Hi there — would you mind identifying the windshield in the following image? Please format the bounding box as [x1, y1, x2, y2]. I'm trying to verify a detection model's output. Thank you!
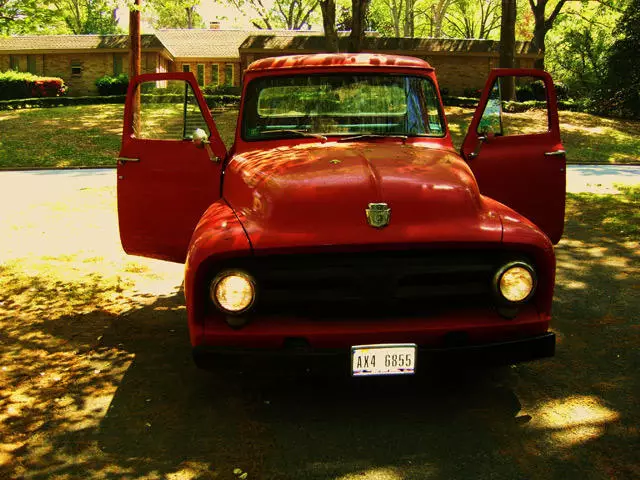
[242, 73, 446, 141]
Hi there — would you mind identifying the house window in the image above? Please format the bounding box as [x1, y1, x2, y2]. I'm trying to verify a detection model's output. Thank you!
[182, 64, 190, 73]
[10, 55, 20, 71]
[113, 54, 124, 76]
[211, 64, 219, 86]
[27, 55, 37, 74]
[197, 64, 205, 86]
[71, 60, 82, 77]
[224, 63, 234, 86]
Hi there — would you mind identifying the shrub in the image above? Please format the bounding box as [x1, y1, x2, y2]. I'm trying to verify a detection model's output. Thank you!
[95, 74, 129, 96]
[516, 84, 535, 102]
[203, 84, 242, 96]
[462, 87, 482, 99]
[0, 93, 240, 111]
[599, 0, 640, 119]
[0, 70, 66, 100]
[554, 82, 570, 101]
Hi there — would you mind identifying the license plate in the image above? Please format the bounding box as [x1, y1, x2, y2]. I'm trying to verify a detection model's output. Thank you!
[351, 344, 416, 376]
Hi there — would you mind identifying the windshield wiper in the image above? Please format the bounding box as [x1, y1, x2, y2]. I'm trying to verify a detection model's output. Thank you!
[337, 134, 408, 143]
[260, 129, 327, 142]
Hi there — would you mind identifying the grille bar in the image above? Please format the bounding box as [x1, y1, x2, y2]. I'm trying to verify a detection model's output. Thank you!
[210, 249, 530, 319]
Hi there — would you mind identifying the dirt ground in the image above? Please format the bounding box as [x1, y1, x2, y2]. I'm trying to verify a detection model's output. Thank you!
[0, 175, 638, 479]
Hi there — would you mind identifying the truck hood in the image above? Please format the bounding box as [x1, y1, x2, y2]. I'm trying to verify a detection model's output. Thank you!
[223, 141, 503, 251]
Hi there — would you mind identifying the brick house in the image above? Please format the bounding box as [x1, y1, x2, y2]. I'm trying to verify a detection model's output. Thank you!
[240, 36, 540, 95]
[0, 34, 171, 96]
[0, 29, 540, 97]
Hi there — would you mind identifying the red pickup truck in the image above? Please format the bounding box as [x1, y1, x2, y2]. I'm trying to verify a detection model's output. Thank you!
[117, 53, 565, 376]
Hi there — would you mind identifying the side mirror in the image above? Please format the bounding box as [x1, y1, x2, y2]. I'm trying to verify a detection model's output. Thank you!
[191, 128, 220, 163]
[192, 128, 210, 148]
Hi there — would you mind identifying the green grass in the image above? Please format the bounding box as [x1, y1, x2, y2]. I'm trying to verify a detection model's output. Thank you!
[0, 105, 239, 169]
[447, 107, 640, 164]
[0, 104, 638, 168]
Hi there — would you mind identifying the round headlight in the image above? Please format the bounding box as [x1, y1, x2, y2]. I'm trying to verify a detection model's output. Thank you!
[210, 271, 255, 314]
[496, 262, 535, 303]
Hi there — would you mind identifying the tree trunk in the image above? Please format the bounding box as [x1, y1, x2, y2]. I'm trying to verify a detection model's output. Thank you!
[185, 7, 193, 29]
[530, 1, 546, 69]
[500, 0, 516, 101]
[403, 0, 414, 37]
[320, 0, 339, 52]
[130, 0, 141, 135]
[529, 0, 568, 70]
[350, 0, 370, 52]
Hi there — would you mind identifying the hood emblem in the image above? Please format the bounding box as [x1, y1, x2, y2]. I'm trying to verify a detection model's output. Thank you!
[366, 203, 391, 228]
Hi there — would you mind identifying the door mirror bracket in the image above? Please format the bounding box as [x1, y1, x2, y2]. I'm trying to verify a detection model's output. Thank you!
[192, 128, 220, 163]
[468, 135, 488, 160]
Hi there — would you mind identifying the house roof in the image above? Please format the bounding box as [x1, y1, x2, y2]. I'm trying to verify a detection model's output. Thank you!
[0, 34, 165, 53]
[0, 30, 540, 60]
[155, 29, 322, 59]
[240, 35, 540, 57]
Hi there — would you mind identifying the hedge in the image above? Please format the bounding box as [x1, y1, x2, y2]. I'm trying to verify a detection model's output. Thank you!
[0, 94, 241, 111]
[441, 96, 592, 113]
[95, 74, 129, 96]
[0, 70, 66, 100]
[0, 92, 594, 115]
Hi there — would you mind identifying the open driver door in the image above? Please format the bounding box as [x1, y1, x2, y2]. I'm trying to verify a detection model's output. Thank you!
[117, 72, 227, 263]
[461, 69, 566, 244]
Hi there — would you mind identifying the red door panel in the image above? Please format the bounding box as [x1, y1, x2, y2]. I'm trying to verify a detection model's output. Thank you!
[117, 73, 227, 263]
[461, 69, 566, 244]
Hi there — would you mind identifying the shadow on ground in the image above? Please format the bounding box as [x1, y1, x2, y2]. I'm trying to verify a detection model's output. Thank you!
[1, 189, 638, 479]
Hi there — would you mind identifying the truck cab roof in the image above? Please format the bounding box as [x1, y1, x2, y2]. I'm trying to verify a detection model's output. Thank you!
[245, 53, 434, 73]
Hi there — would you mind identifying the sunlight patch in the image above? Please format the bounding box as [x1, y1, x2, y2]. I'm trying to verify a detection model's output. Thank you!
[527, 395, 620, 447]
[337, 467, 404, 480]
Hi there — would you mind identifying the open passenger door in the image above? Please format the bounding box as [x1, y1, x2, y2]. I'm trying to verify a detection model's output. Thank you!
[117, 72, 227, 263]
[461, 69, 566, 244]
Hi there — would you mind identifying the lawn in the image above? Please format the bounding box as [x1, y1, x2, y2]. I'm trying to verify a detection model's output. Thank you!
[1, 179, 638, 478]
[0, 104, 638, 168]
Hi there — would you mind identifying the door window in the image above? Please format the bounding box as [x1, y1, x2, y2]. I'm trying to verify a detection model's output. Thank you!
[197, 64, 205, 86]
[211, 64, 220, 86]
[224, 64, 234, 86]
[135, 79, 210, 140]
[27, 55, 37, 74]
[477, 76, 550, 137]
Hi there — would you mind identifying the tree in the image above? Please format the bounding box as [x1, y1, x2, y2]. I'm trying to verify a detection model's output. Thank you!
[0, 0, 66, 34]
[528, 0, 571, 69]
[320, 0, 339, 51]
[227, 0, 320, 29]
[603, 0, 640, 117]
[426, 0, 455, 37]
[148, 0, 204, 29]
[50, 0, 120, 34]
[546, 1, 621, 96]
[349, 0, 370, 51]
[372, 0, 415, 37]
[500, 0, 516, 100]
[445, 0, 501, 39]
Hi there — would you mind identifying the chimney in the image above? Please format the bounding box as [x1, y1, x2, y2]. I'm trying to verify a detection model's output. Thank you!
[209, 21, 221, 30]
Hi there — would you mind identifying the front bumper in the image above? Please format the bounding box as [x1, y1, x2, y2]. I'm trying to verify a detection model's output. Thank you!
[193, 332, 555, 372]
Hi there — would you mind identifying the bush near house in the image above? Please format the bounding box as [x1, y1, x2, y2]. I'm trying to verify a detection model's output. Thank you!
[0, 71, 66, 100]
[203, 84, 242, 96]
[0, 93, 241, 111]
[95, 74, 129, 96]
